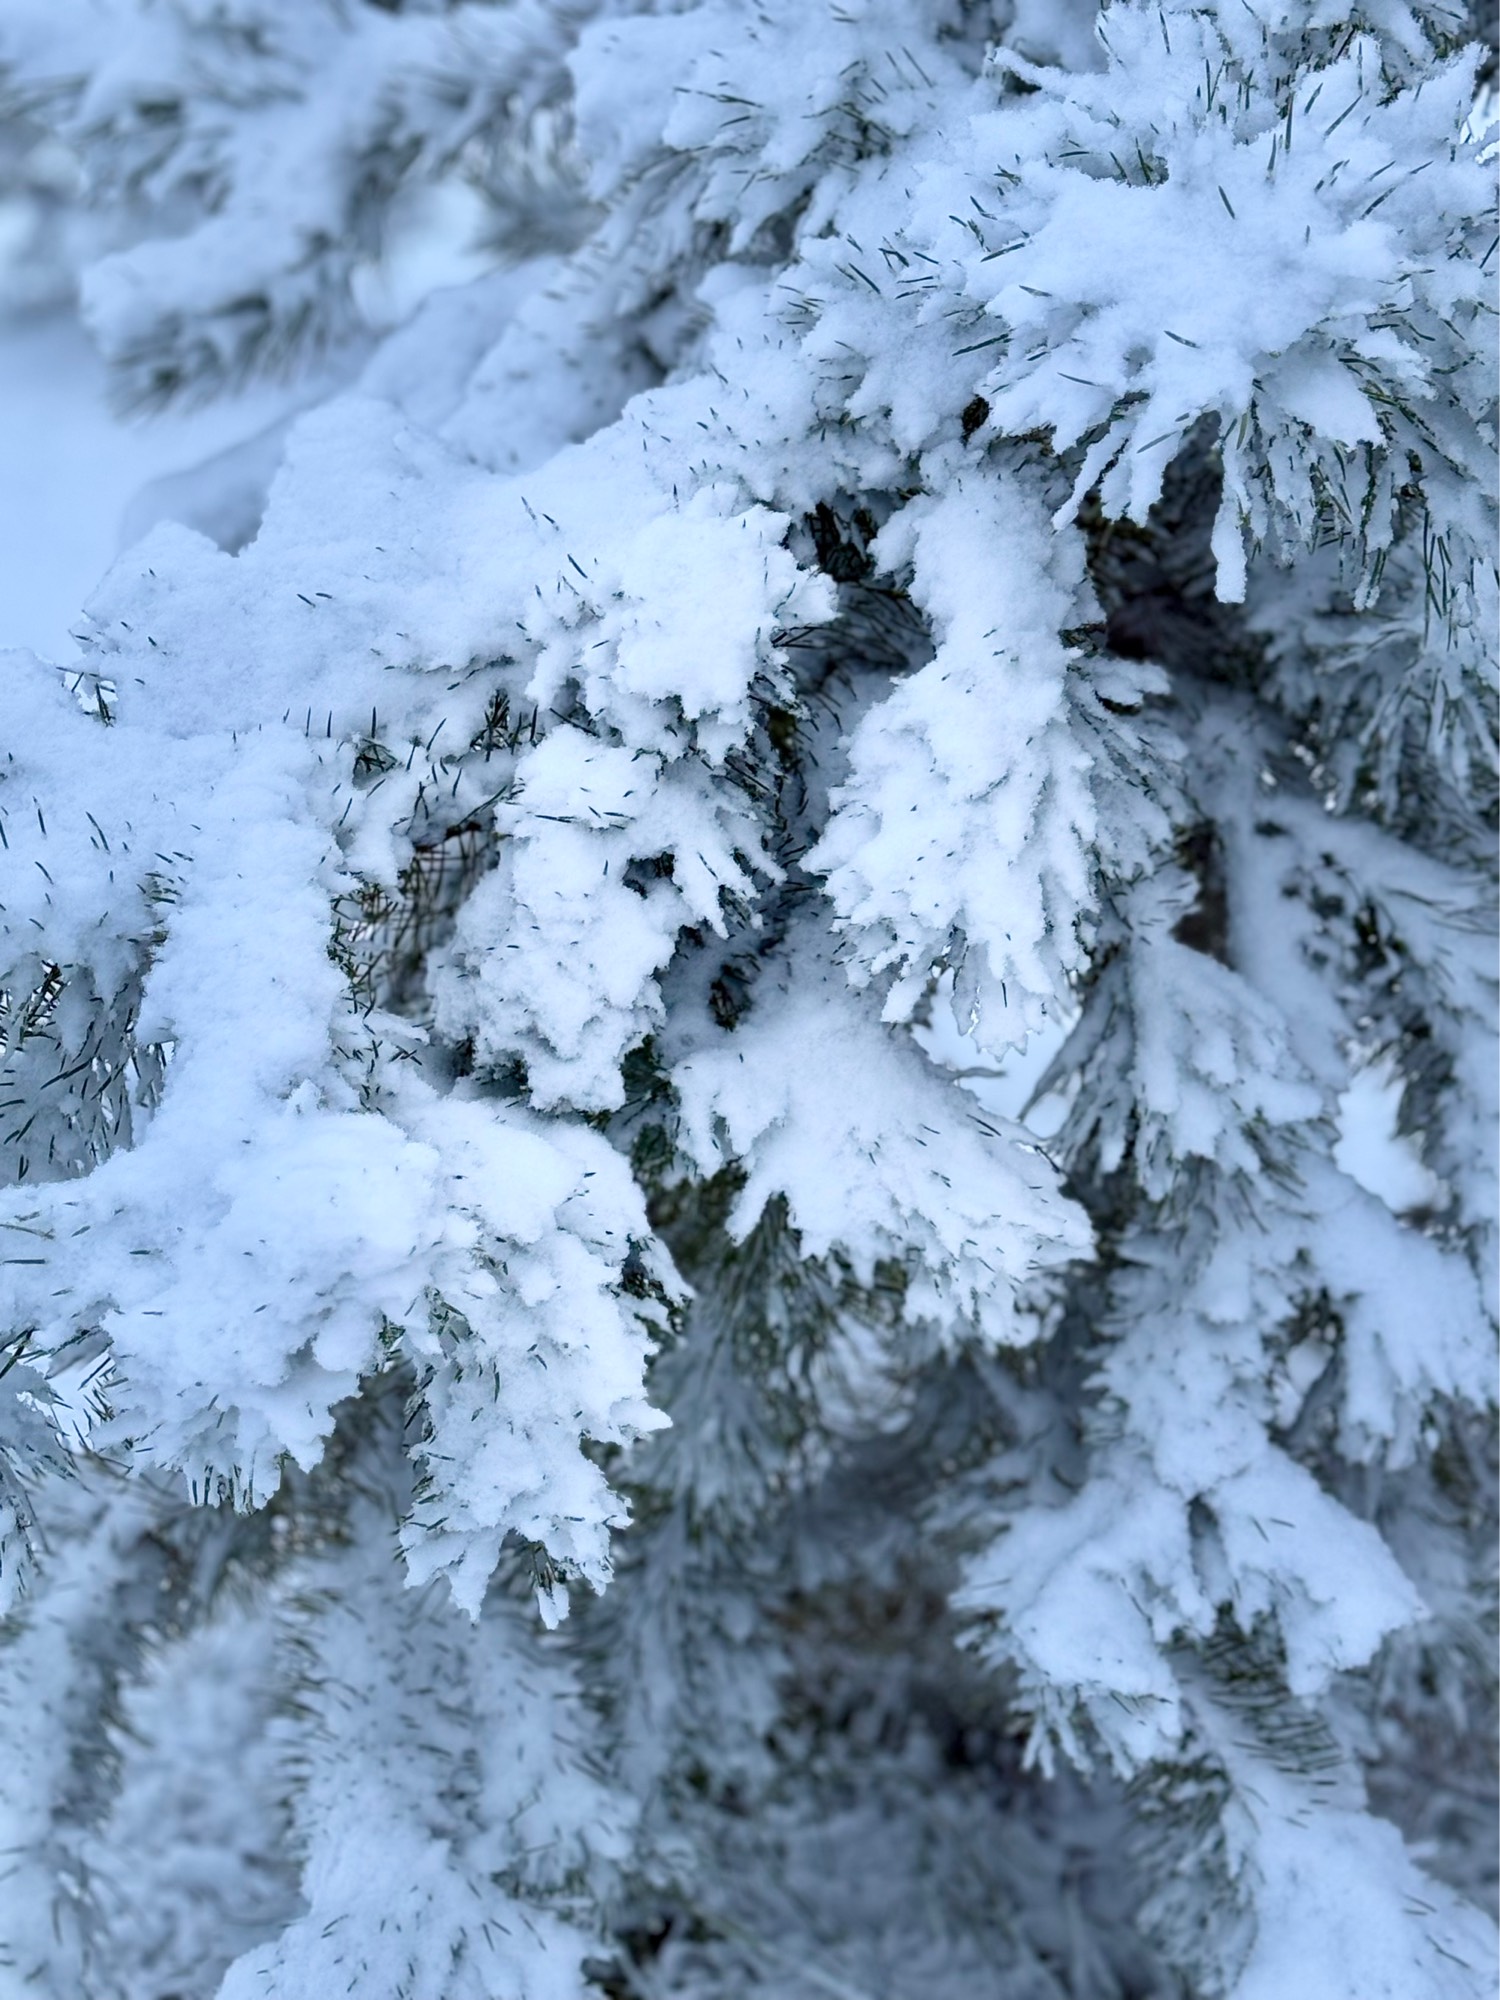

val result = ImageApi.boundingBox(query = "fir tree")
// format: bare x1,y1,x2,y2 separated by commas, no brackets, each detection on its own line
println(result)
0,2,1495,1995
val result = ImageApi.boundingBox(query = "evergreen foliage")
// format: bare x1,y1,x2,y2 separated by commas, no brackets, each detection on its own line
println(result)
0,1,1495,1994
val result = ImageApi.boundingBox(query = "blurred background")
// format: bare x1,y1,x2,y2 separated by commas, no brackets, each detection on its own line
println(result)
0,108,491,659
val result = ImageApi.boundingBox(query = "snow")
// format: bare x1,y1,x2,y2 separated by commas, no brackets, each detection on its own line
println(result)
1335,1052,1446,1215
0,3,1493,1995
673,922,1092,1348
916,968,1076,1133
